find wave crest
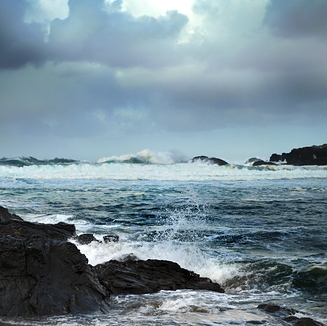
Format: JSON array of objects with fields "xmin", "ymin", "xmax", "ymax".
[
  {"xmin": 97, "ymin": 149, "xmax": 187, "ymax": 165},
  {"xmin": 0, "ymin": 156, "xmax": 77, "ymax": 167}
]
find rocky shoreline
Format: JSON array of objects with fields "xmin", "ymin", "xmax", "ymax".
[
  {"xmin": 1, "ymin": 208, "xmax": 325, "ymax": 325},
  {"xmin": 190, "ymin": 144, "xmax": 327, "ymax": 166},
  {"xmin": 0, "ymin": 206, "xmax": 223, "ymax": 317}
]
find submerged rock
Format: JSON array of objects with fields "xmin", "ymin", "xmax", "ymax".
[
  {"xmin": 190, "ymin": 156, "xmax": 228, "ymax": 165},
  {"xmin": 270, "ymin": 144, "xmax": 327, "ymax": 166},
  {"xmin": 258, "ymin": 304, "xmax": 324, "ymax": 326}
]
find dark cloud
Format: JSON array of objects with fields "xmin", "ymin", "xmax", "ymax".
[
  {"xmin": 0, "ymin": 0, "xmax": 47, "ymax": 69},
  {"xmin": 264, "ymin": 0, "xmax": 327, "ymax": 39},
  {"xmin": 49, "ymin": 0, "xmax": 188, "ymax": 68},
  {"xmin": 0, "ymin": 0, "xmax": 188, "ymax": 70},
  {"xmin": 0, "ymin": 0, "xmax": 327, "ymax": 159}
]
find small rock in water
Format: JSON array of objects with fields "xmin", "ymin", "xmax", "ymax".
[
  {"xmin": 258, "ymin": 304, "xmax": 282, "ymax": 313},
  {"xmin": 190, "ymin": 156, "xmax": 228, "ymax": 165},
  {"xmin": 258, "ymin": 304, "xmax": 324, "ymax": 326},
  {"xmin": 77, "ymin": 233, "xmax": 99, "ymax": 245},
  {"xmin": 103, "ymin": 234, "xmax": 119, "ymax": 243}
]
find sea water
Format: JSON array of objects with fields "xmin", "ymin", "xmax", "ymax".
[{"xmin": 0, "ymin": 150, "xmax": 326, "ymax": 325}]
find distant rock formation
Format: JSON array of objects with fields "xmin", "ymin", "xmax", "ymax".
[
  {"xmin": 190, "ymin": 156, "xmax": 228, "ymax": 165},
  {"xmin": 270, "ymin": 144, "xmax": 327, "ymax": 166},
  {"xmin": 245, "ymin": 158, "xmax": 276, "ymax": 166},
  {"xmin": 0, "ymin": 206, "xmax": 224, "ymax": 317},
  {"xmin": 252, "ymin": 160, "xmax": 276, "ymax": 166},
  {"xmin": 245, "ymin": 157, "xmax": 262, "ymax": 164}
]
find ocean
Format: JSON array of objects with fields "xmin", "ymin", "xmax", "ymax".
[{"xmin": 0, "ymin": 150, "xmax": 326, "ymax": 325}]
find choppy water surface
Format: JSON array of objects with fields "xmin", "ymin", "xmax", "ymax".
[{"xmin": 0, "ymin": 159, "xmax": 326, "ymax": 325}]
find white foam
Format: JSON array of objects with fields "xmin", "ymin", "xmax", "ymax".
[
  {"xmin": 97, "ymin": 149, "xmax": 187, "ymax": 164},
  {"xmin": 75, "ymin": 236, "xmax": 240, "ymax": 286},
  {"xmin": 0, "ymin": 161, "xmax": 326, "ymax": 181},
  {"xmin": 23, "ymin": 214, "xmax": 74, "ymax": 225}
]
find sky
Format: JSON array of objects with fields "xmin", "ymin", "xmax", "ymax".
[{"xmin": 1, "ymin": 0, "xmax": 327, "ymax": 162}]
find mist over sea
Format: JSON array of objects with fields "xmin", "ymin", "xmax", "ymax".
[{"xmin": 1, "ymin": 150, "xmax": 326, "ymax": 325}]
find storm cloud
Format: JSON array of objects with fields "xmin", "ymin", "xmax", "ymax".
[
  {"xmin": 0, "ymin": 0, "xmax": 326, "ymax": 160},
  {"xmin": 264, "ymin": 0, "xmax": 327, "ymax": 39}
]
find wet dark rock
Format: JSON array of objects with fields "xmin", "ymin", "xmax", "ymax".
[
  {"xmin": 0, "ymin": 206, "xmax": 225, "ymax": 317},
  {"xmin": 0, "ymin": 219, "xmax": 75, "ymax": 242},
  {"xmin": 245, "ymin": 158, "xmax": 276, "ymax": 166},
  {"xmin": 292, "ymin": 317, "xmax": 324, "ymax": 326},
  {"xmin": 270, "ymin": 153, "xmax": 283, "ymax": 162},
  {"xmin": 284, "ymin": 316, "xmax": 301, "ymax": 322},
  {"xmin": 258, "ymin": 304, "xmax": 324, "ymax": 326},
  {"xmin": 103, "ymin": 234, "xmax": 119, "ymax": 243},
  {"xmin": 0, "ymin": 206, "xmax": 75, "ymax": 242},
  {"xmin": 245, "ymin": 157, "xmax": 262, "ymax": 164},
  {"xmin": 77, "ymin": 233, "xmax": 100, "ymax": 245},
  {"xmin": 190, "ymin": 156, "xmax": 228, "ymax": 165},
  {"xmin": 0, "ymin": 236, "xmax": 109, "ymax": 316},
  {"xmin": 0, "ymin": 206, "xmax": 23, "ymax": 222},
  {"xmin": 283, "ymin": 316, "xmax": 324, "ymax": 325},
  {"xmin": 0, "ymin": 207, "xmax": 109, "ymax": 316},
  {"xmin": 270, "ymin": 144, "xmax": 327, "ymax": 166},
  {"xmin": 95, "ymin": 255, "xmax": 224, "ymax": 296},
  {"xmin": 252, "ymin": 160, "xmax": 276, "ymax": 166},
  {"xmin": 258, "ymin": 304, "xmax": 284, "ymax": 313}
]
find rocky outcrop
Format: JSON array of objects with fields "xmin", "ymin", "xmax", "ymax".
[
  {"xmin": 270, "ymin": 144, "xmax": 327, "ymax": 166},
  {"xmin": 0, "ymin": 206, "xmax": 224, "ymax": 317},
  {"xmin": 252, "ymin": 160, "xmax": 276, "ymax": 166},
  {"xmin": 76, "ymin": 233, "xmax": 119, "ymax": 245},
  {"xmin": 95, "ymin": 254, "xmax": 224, "ymax": 296},
  {"xmin": 245, "ymin": 157, "xmax": 277, "ymax": 166},
  {"xmin": 76, "ymin": 233, "xmax": 100, "ymax": 245},
  {"xmin": 190, "ymin": 156, "xmax": 228, "ymax": 165},
  {"xmin": 0, "ymin": 207, "xmax": 109, "ymax": 316}
]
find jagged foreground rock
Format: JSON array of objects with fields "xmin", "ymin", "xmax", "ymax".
[
  {"xmin": 0, "ymin": 206, "xmax": 224, "ymax": 317},
  {"xmin": 95, "ymin": 254, "xmax": 224, "ymax": 296},
  {"xmin": 0, "ymin": 206, "xmax": 109, "ymax": 316}
]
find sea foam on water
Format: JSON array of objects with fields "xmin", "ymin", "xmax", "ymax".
[{"xmin": 1, "ymin": 151, "xmax": 327, "ymax": 325}]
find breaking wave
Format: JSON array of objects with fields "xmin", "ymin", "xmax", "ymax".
[
  {"xmin": 97, "ymin": 149, "xmax": 188, "ymax": 164},
  {"xmin": 0, "ymin": 156, "xmax": 77, "ymax": 167}
]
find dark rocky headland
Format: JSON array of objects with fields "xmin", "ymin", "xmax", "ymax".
[
  {"xmin": 0, "ymin": 206, "xmax": 224, "ymax": 317},
  {"xmin": 270, "ymin": 144, "xmax": 327, "ymax": 166},
  {"xmin": 190, "ymin": 144, "xmax": 327, "ymax": 166}
]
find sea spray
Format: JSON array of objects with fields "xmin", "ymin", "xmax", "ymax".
[
  {"xmin": 1, "ymin": 153, "xmax": 326, "ymax": 325},
  {"xmin": 75, "ymin": 186, "xmax": 241, "ymax": 287},
  {"xmin": 97, "ymin": 149, "xmax": 188, "ymax": 164}
]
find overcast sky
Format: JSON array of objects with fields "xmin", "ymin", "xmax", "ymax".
[{"xmin": 1, "ymin": 0, "xmax": 327, "ymax": 162}]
